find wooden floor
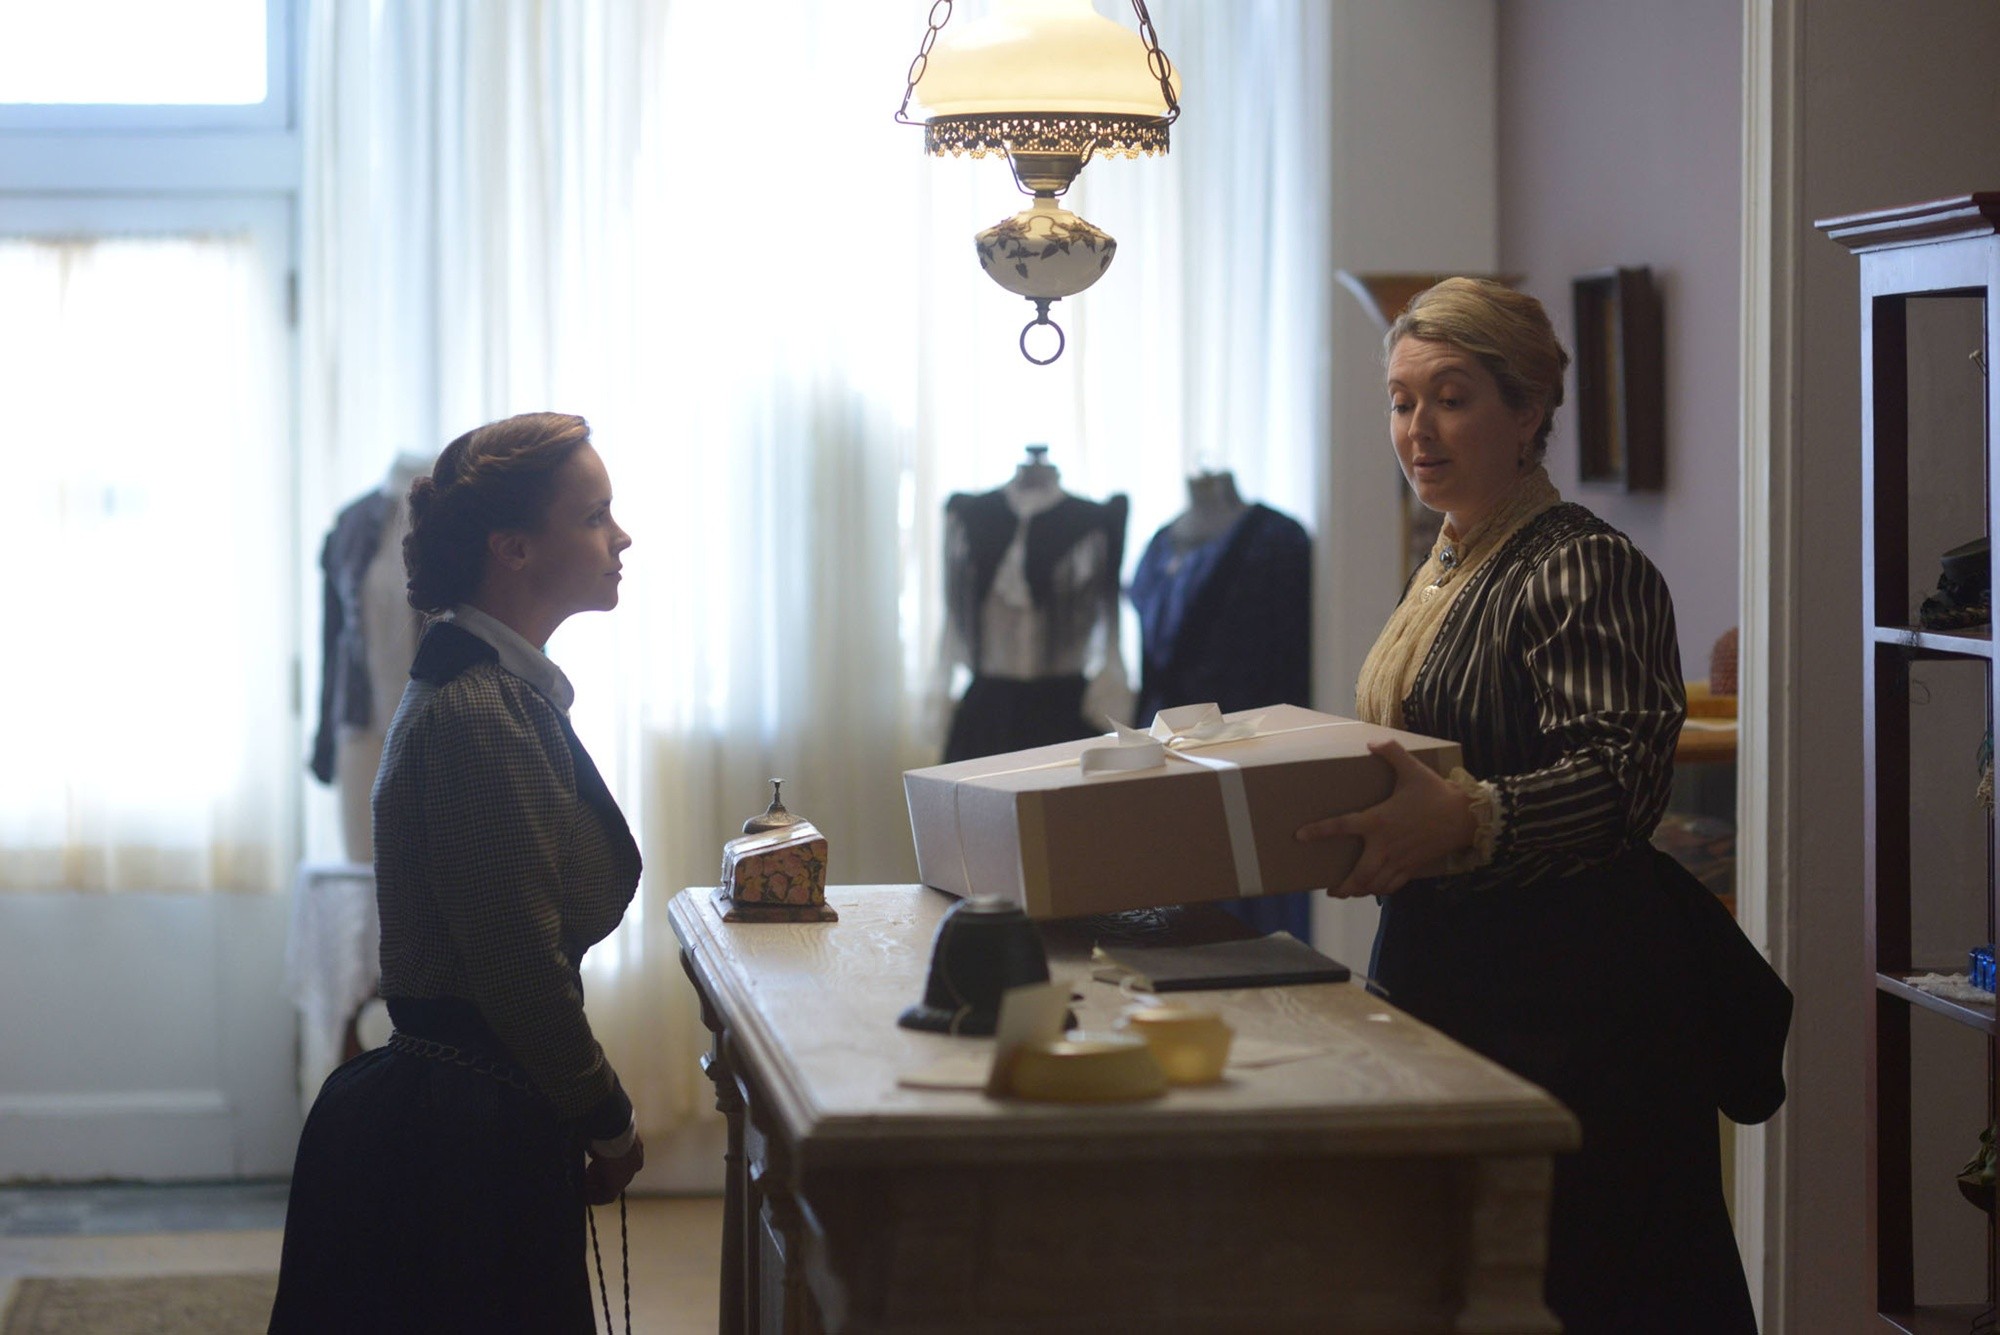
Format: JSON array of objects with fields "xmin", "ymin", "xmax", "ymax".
[{"xmin": 0, "ymin": 1185, "xmax": 722, "ymax": 1334}]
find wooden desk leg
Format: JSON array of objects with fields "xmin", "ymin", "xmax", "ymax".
[
  {"xmin": 748, "ymin": 1135, "xmax": 816, "ymax": 1335},
  {"xmin": 1455, "ymin": 1154, "xmax": 1560, "ymax": 1334},
  {"xmin": 760, "ymin": 1183, "xmax": 816, "ymax": 1327},
  {"xmin": 687, "ymin": 950, "xmax": 748, "ymax": 1335}
]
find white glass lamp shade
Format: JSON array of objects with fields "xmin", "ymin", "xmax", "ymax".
[{"xmin": 913, "ymin": 0, "xmax": 1180, "ymax": 160}]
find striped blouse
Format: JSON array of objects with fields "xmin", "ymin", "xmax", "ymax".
[{"xmin": 1400, "ymin": 503, "xmax": 1685, "ymax": 891}]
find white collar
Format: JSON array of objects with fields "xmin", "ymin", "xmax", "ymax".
[{"xmin": 443, "ymin": 604, "xmax": 576, "ymax": 715}]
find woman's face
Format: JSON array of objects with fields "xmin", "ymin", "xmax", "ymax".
[
  {"xmin": 520, "ymin": 443, "xmax": 632, "ymax": 619},
  {"xmin": 1386, "ymin": 336, "xmax": 1542, "ymax": 535}
]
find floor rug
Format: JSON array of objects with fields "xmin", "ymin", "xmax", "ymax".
[{"xmin": 2, "ymin": 1273, "xmax": 276, "ymax": 1335}]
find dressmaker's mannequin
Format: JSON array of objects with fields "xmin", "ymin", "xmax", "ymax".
[
  {"xmin": 940, "ymin": 446, "xmax": 1132, "ymax": 762},
  {"xmin": 1008, "ymin": 447, "xmax": 1061, "ymax": 501},
  {"xmin": 1168, "ymin": 469, "xmax": 1249, "ymax": 550},
  {"xmin": 310, "ymin": 453, "xmax": 430, "ymax": 862}
]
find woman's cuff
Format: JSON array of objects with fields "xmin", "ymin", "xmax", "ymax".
[
  {"xmin": 575, "ymin": 1078, "xmax": 633, "ymax": 1143},
  {"xmin": 589, "ymin": 1109, "xmax": 638, "ymax": 1160},
  {"xmin": 1440, "ymin": 767, "xmax": 1501, "ymax": 874}
]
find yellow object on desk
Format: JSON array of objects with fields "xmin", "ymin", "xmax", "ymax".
[
  {"xmin": 1116, "ymin": 1004, "xmax": 1235, "ymax": 1085},
  {"xmin": 1008, "ymin": 1032, "xmax": 1167, "ymax": 1103}
]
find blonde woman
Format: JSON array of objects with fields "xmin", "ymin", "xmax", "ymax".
[{"xmin": 1299, "ymin": 279, "xmax": 1758, "ymax": 1333}]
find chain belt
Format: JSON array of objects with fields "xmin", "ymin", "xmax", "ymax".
[{"xmin": 386, "ymin": 1030, "xmax": 536, "ymax": 1093}]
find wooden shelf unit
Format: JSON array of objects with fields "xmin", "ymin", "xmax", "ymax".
[{"xmin": 1821, "ymin": 192, "xmax": 2000, "ymax": 1329}]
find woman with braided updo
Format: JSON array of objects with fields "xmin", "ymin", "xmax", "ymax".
[{"xmin": 272, "ymin": 411, "xmax": 640, "ymax": 1333}]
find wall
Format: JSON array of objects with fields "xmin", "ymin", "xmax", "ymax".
[
  {"xmin": 1311, "ymin": 0, "xmax": 1499, "ymax": 970},
  {"xmin": 1783, "ymin": 1, "xmax": 2000, "ymax": 1324},
  {"xmin": 0, "ymin": 895, "xmax": 299, "ymax": 1180},
  {"xmin": 1495, "ymin": 0, "xmax": 1743, "ymax": 681}
]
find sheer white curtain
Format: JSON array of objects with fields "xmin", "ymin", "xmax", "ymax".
[
  {"xmin": 301, "ymin": 0, "xmax": 1332, "ymax": 1158},
  {"xmin": 0, "ymin": 234, "xmax": 291, "ymax": 893}
]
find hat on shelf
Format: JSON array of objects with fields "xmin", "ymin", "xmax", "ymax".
[{"xmin": 1919, "ymin": 536, "xmax": 1990, "ymax": 631}]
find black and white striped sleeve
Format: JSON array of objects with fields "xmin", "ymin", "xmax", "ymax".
[{"xmin": 1489, "ymin": 531, "xmax": 1685, "ymax": 863}]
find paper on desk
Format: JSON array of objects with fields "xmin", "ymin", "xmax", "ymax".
[
  {"xmin": 985, "ymin": 980, "xmax": 1073, "ymax": 1096},
  {"xmin": 893, "ymin": 980, "xmax": 1072, "ymax": 1095},
  {"xmin": 897, "ymin": 1051, "xmax": 995, "ymax": 1090}
]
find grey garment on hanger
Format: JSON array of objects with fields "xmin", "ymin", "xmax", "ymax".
[{"xmin": 310, "ymin": 490, "xmax": 395, "ymax": 784}]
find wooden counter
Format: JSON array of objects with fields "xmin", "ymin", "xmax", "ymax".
[{"xmin": 671, "ymin": 884, "xmax": 1578, "ymax": 1334}]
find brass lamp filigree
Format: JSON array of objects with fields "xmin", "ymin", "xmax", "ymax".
[{"xmin": 897, "ymin": 0, "xmax": 1181, "ymax": 364}]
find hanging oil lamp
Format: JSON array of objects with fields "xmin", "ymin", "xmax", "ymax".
[{"xmin": 896, "ymin": 0, "xmax": 1182, "ymax": 364}]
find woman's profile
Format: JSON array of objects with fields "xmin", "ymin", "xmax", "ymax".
[{"xmin": 271, "ymin": 411, "xmax": 641, "ymax": 1333}]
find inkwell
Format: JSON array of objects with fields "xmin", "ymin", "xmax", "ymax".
[{"xmin": 897, "ymin": 895, "xmax": 1052, "ymax": 1036}]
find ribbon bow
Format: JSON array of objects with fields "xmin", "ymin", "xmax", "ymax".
[{"xmin": 1079, "ymin": 704, "xmax": 1267, "ymax": 776}]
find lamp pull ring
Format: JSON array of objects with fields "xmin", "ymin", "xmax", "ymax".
[
  {"xmin": 1020, "ymin": 300, "xmax": 1067, "ymax": 366},
  {"xmin": 895, "ymin": 0, "xmax": 955, "ymax": 126}
]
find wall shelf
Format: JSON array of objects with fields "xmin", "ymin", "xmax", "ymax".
[
  {"xmin": 1870, "ymin": 624, "xmax": 1996, "ymax": 661},
  {"xmin": 1877, "ymin": 972, "xmax": 1998, "ymax": 1037},
  {"xmin": 1822, "ymin": 190, "xmax": 2000, "ymax": 1327},
  {"xmin": 1879, "ymin": 1302, "xmax": 1993, "ymax": 1335}
]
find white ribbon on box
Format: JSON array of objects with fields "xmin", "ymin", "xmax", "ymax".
[
  {"xmin": 1076, "ymin": 704, "xmax": 1268, "ymax": 775},
  {"xmin": 1078, "ymin": 704, "xmax": 1273, "ymax": 896},
  {"xmin": 948, "ymin": 704, "xmax": 1359, "ymax": 900}
]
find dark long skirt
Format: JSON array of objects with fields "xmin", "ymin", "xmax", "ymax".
[
  {"xmin": 943, "ymin": 673, "xmax": 1095, "ymax": 762},
  {"xmin": 1372, "ymin": 846, "xmax": 1758, "ymax": 1335},
  {"xmin": 268, "ymin": 1034, "xmax": 594, "ymax": 1334}
]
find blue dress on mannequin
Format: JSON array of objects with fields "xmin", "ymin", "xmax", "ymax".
[{"xmin": 1128, "ymin": 482, "xmax": 1312, "ymax": 937}]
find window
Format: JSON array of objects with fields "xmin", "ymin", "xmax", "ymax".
[
  {"xmin": 0, "ymin": 0, "xmax": 302, "ymax": 892},
  {"xmin": 0, "ymin": 200, "xmax": 295, "ymax": 891},
  {"xmin": 0, "ymin": 0, "xmax": 289, "ymax": 129}
]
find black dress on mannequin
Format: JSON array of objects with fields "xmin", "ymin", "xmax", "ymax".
[
  {"xmin": 1129, "ymin": 472, "xmax": 1313, "ymax": 936},
  {"xmin": 941, "ymin": 453, "xmax": 1129, "ymax": 763}
]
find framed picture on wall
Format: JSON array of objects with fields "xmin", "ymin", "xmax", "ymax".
[{"xmin": 1571, "ymin": 266, "xmax": 1664, "ymax": 491}]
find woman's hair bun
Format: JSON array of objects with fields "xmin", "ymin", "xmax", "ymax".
[
  {"xmin": 400, "ymin": 412, "xmax": 591, "ymax": 614},
  {"xmin": 405, "ymin": 473, "xmax": 438, "ymax": 523}
]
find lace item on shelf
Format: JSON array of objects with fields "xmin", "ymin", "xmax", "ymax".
[{"xmin": 1905, "ymin": 971, "xmax": 1996, "ymax": 1006}]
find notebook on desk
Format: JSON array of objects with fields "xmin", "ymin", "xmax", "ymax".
[{"xmin": 1091, "ymin": 931, "xmax": 1352, "ymax": 992}]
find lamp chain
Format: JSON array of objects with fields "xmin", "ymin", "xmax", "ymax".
[
  {"xmin": 894, "ymin": 0, "xmax": 955, "ymax": 126},
  {"xmin": 1129, "ymin": 1, "xmax": 1181, "ymax": 123}
]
